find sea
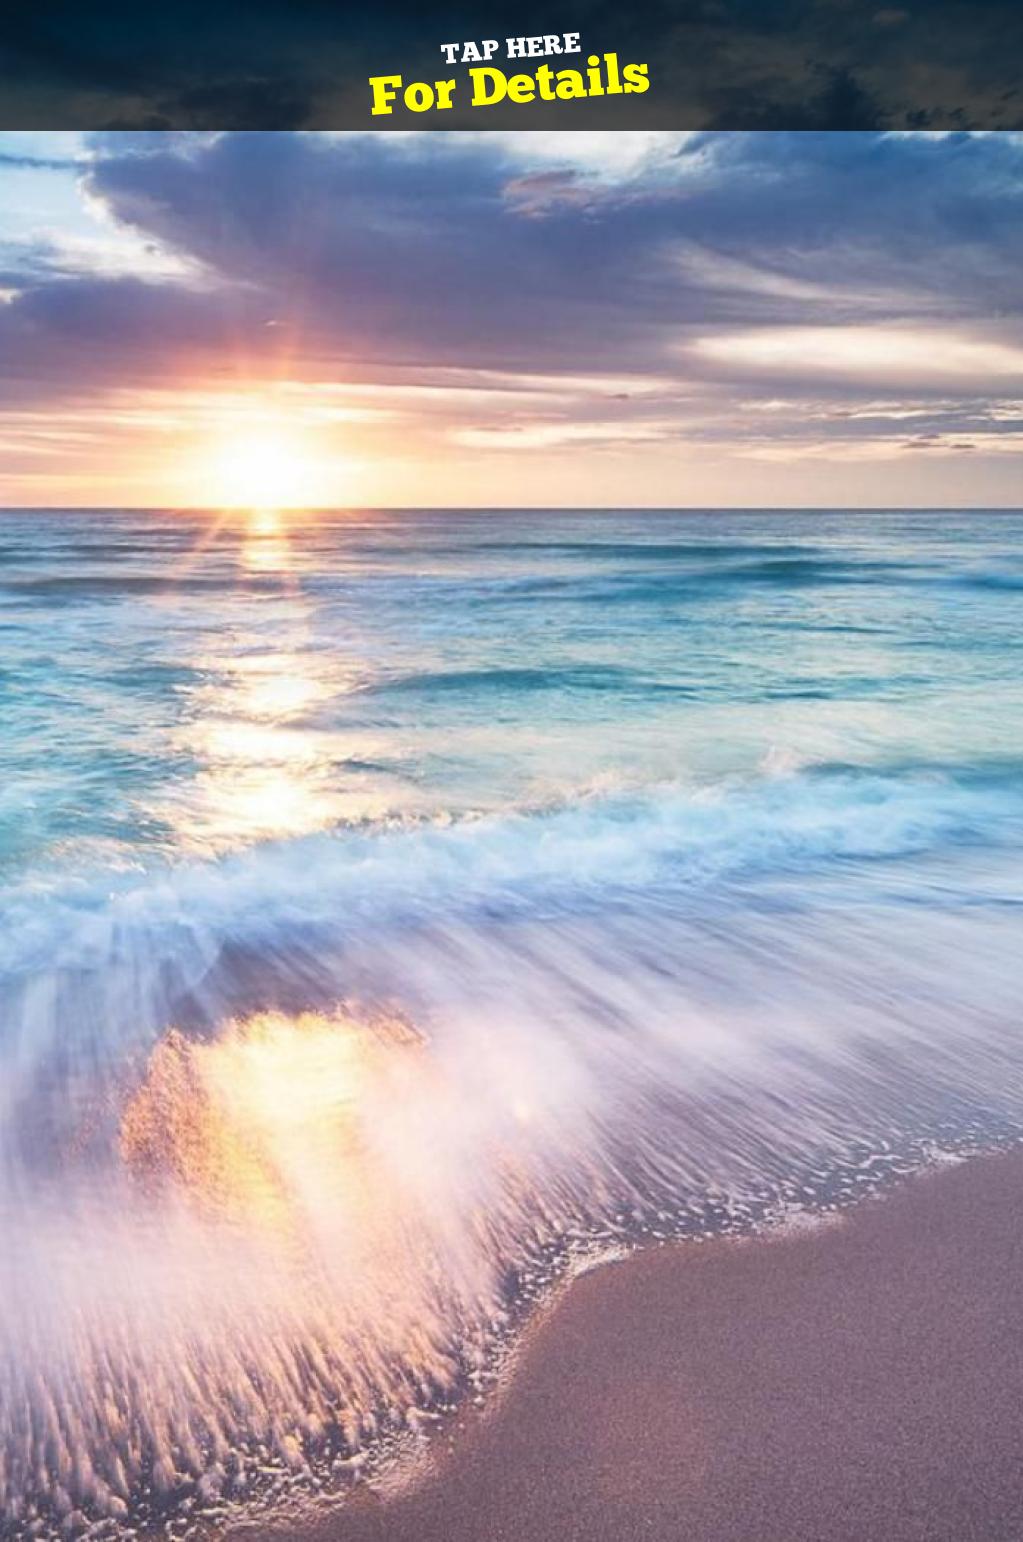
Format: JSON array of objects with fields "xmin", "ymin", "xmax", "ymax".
[{"xmin": 1, "ymin": 506, "xmax": 1021, "ymax": 1536}]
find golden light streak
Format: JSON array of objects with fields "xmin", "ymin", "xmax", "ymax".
[{"xmin": 120, "ymin": 1009, "xmax": 424, "ymax": 1239}]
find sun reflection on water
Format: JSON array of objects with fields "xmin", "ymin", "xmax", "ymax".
[
  {"xmin": 154, "ymin": 510, "xmax": 389, "ymax": 851},
  {"xmin": 120, "ymin": 1009, "xmax": 425, "ymax": 1241},
  {"xmin": 241, "ymin": 508, "xmax": 292, "ymax": 573}
]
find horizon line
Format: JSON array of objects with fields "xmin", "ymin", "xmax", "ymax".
[{"xmin": 2, "ymin": 505, "xmax": 1022, "ymax": 515}]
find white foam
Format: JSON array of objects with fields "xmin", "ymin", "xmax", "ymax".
[{"xmin": 0, "ymin": 769, "xmax": 1020, "ymax": 1533}]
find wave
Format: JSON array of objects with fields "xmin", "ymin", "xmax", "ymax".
[
  {"xmin": 2, "ymin": 763, "xmax": 1019, "ymax": 979},
  {"xmin": 1, "ymin": 764, "xmax": 1022, "ymax": 1536},
  {"xmin": 356, "ymin": 663, "xmax": 669, "ymax": 698},
  {"xmin": 948, "ymin": 565, "xmax": 1023, "ymax": 592},
  {"xmin": 8, "ymin": 557, "xmax": 1020, "ymax": 619},
  {"xmin": 363, "ymin": 663, "xmax": 631, "ymax": 693},
  {"xmin": 371, "ymin": 558, "xmax": 1023, "ymax": 608},
  {"xmin": 451, "ymin": 539, "xmax": 829, "ymax": 560},
  {"xmin": 0, "ymin": 574, "xmax": 278, "ymax": 599}
]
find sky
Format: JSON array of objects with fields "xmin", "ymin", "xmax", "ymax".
[{"xmin": 0, "ymin": 128, "xmax": 1021, "ymax": 508}]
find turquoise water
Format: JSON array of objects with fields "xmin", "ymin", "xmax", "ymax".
[
  {"xmin": 2, "ymin": 507, "xmax": 1022, "ymax": 871},
  {"xmin": 1, "ymin": 507, "xmax": 1022, "ymax": 1535}
]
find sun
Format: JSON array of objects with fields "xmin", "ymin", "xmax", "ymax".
[{"xmin": 208, "ymin": 428, "xmax": 330, "ymax": 509}]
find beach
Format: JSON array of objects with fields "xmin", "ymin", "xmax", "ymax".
[
  {"xmin": 1, "ymin": 119, "xmax": 1022, "ymax": 1542},
  {"xmin": 273, "ymin": 1147, "xmax": 1023, "ymax": 1542}
]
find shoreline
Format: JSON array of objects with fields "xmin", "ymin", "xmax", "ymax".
[{"xmin": 241, "ymin": 1145, "xmax": 1023, "ymax": 1542}]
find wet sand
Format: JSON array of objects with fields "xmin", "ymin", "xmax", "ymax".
[{"xmin": 255, "ymin": 1148, "xmax": 1023, "ymax": 1542}]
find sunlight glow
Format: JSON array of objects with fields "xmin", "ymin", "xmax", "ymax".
[
  {"xmin": 120, "ymin": 1009, "xmax": 425, "ymax": 1237},
  {"xmin": 208, "ymin": 429, "xmax": 336, "ymax": 508}
]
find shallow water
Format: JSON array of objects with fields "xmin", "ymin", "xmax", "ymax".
[{"xmin": 1, "ymin": 507, "xmax": 1021, "ymax": 1536}]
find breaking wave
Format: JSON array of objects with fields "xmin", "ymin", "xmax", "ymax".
[{"xmin": 1, "ymin": 764, "xmax": 1023, "ymax": 1535}]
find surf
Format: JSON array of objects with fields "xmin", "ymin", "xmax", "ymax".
[{"xmin": 1, "ymin": 765, "xmax": 1022, "ymax": 1535}]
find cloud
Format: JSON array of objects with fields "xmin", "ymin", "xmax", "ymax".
[
  {"xmin": 39, "ymin": 132, "xmax": 1023, "ymax": 371},
  {"xmin": 0, "ymin": 151, "xmax": 82, "ymax": 170},
  {"xmin": 0, "ymin": 129, "xmax": 1020, "ymax": 504},
  {"xmin": 690, "ymin": 323, "xmax": 1023, "ymax": 388}
]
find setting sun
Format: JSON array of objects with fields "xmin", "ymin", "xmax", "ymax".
[{"xmin": 208, "ymin": 430, "xmax": 324, "ymax": 508}]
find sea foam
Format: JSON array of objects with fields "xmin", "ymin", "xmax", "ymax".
[{"xmin": 0, "ymin": 768, "xmax": 1021, "ymax": 1536}]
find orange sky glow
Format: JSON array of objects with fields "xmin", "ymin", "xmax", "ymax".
[{"xmin": 1, "ymin": 130, "xmax": 1021, "ymax": 508}]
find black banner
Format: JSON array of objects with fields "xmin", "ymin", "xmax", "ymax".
[{"xmin": 1, "ymin": 0, "xmax": 1021, "ymax": 129}]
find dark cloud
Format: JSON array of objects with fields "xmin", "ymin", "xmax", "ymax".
[
  {"xmin": 712, "ymin": 66, "xmax": 883, "ymax": 129},
  {"xmin": 0, "ymin": 151, "xmax": 80, "ymax": 170},
  {"xmin": 76, "ymin": 130, "xmax": 1023, "ymax": 357},
  {"xmin": 0, "ymin": 0, "xmax": 1021, "ymax": 128}
]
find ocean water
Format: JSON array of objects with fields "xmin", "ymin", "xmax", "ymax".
[{"xmin": 1, "ymin": 507, "xmax": 1022, "ymax": 1536}]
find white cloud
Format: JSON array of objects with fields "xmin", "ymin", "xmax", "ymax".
[{"xmin": 690, "ymin": 324, "xmax": 1023, "ymax": 387}]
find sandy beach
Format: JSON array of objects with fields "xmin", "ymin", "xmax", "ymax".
[{"xmin": 264, "ymin": 1148, "xmax": 1023, "ymax": 1542}]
